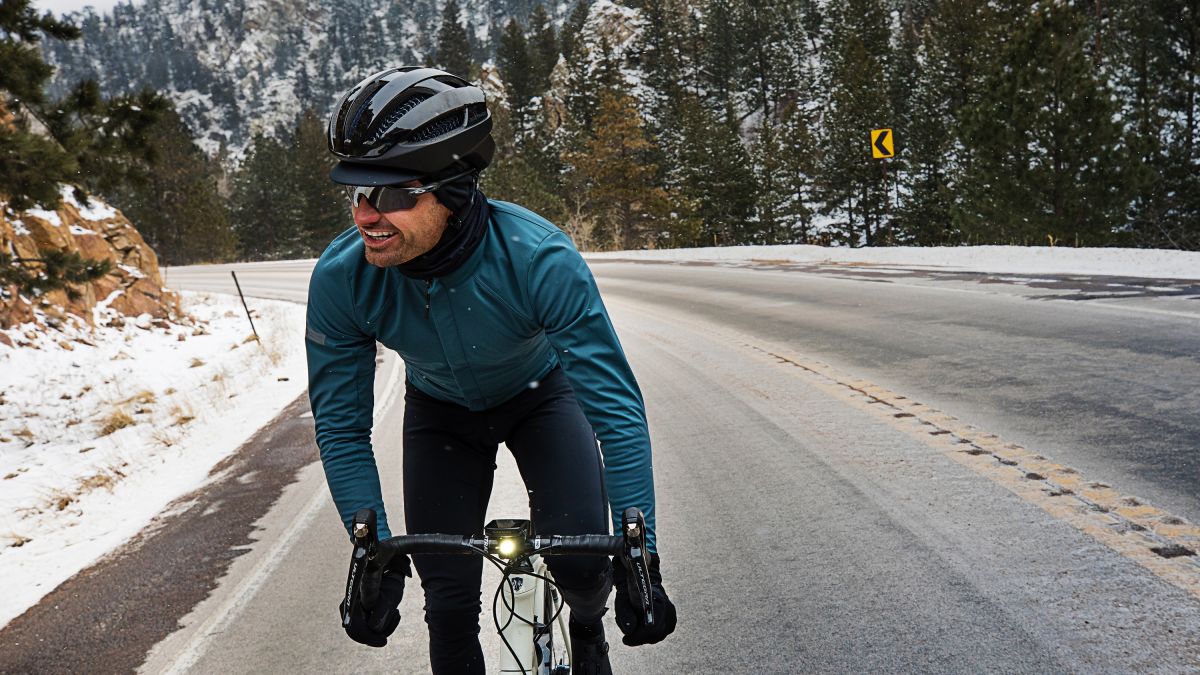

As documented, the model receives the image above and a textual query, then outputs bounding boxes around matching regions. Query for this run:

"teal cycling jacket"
[305,200,657,551]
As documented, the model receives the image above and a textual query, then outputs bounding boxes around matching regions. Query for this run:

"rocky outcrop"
[1,186,180,333]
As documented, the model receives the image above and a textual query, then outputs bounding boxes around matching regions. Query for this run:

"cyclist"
[305,67,677,674]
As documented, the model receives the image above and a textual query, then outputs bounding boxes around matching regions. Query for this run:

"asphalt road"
[120,258,1200,671]
[587,260,1200,529]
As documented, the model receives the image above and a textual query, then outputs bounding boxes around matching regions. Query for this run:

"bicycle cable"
[483,549,574,675]
[485,552,532,675]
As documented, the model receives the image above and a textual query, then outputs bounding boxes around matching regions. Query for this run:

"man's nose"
[353,199,381,226]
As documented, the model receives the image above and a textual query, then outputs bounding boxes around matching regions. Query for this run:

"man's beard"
[363,236,414,267]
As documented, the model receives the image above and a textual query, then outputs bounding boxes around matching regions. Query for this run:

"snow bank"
[586,245,1200,280]
[0,292,307,630]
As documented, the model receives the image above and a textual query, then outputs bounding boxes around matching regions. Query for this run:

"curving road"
[9,257,1199,673]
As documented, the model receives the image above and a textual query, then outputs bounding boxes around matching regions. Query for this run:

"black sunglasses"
[346,170,473,213]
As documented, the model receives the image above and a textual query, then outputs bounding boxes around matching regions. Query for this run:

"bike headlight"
[484,518,531,558]
[498,538,517,557]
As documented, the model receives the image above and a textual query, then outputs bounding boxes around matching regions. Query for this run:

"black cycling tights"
[402,366,612,675]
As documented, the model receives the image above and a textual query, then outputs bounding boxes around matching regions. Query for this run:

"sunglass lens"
[346,185,423,212]
[374,187,418,212]
[346,186,372,208]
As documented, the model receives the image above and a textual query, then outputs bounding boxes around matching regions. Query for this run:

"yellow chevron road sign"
[871,128,894,159]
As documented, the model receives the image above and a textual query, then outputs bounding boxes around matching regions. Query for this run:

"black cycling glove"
[339,554,410,648]
[612,553,678,646]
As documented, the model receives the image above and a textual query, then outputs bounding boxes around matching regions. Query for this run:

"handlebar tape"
[542,534,624,555]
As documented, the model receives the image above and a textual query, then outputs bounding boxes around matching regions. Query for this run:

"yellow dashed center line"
[752,346,1200,602]
[614,300,1200,602]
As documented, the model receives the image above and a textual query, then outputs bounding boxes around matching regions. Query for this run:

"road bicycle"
[343,507,657,674]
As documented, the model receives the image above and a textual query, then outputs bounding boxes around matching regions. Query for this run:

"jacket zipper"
[424,279,431,319]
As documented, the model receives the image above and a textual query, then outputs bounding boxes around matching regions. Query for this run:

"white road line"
[158,355,404,675]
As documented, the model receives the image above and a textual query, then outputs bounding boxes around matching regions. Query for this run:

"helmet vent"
[366,93,431,144]
[410,113,464,143]
[466,103,488,127]
[390,93,431,122]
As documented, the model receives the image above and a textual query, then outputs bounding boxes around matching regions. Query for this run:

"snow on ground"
[0,292,307,630]
[586,245,1200,280]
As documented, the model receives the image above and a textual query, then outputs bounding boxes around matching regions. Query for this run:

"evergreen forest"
[4,0,1199,265]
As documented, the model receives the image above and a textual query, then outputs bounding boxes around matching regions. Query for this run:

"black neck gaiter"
[395,175,490,280]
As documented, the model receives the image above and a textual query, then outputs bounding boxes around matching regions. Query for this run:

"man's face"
[352,181,451,267]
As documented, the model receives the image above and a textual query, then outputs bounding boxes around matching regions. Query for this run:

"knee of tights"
[546,556,612,594]
[425,607,483,640]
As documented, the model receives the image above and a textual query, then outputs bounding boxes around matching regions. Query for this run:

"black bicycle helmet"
[327,66,495,186]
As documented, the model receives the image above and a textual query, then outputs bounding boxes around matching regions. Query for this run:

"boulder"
[1,186,180,330]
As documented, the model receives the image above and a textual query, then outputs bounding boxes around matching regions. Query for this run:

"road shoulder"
[0,392,318,675]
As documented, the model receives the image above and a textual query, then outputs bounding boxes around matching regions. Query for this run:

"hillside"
[41,0,563,157]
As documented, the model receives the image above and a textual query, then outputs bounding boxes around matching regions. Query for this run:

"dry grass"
[189,357,205,368]
[98,408,135,437]
[13,426,34,441]
[39,464,129,515]
[152,427,180,447]
[242,333,259,344]
[170,401,195,426]
[121,390,156,406]
[66,417,81,427]
[262,339,285,367]
[48,489,74,511]
[78,471,119,491]
[4,533,31,549]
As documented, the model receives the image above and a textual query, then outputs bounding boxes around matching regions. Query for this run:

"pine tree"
[435,0,474,79]
[736,0,806,124]
[699,0,741,127]
[288,109,348,255]
[109,106,235,264]
[497,18,535,128]
[0,0,81,209]
[45,81,172,199]
[0,250,111,301]
[230,131,303,260]
[896,0,990,244]
[559,0,591,64]
[0,1,80,106]
[735,0,815,245]
[956,2,1126,246]
[1107,0,1199,249]
[528,4,559,91]
[1,0,172,299]
[817,0,893,246]
[753,105,821,244]
[483,100,568,225]
[627,0,694,230]
[566,90,671,250]
[672,94,757,245]
[632,0,682,115]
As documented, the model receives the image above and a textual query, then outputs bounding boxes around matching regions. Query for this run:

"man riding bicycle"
[305,67,677,674]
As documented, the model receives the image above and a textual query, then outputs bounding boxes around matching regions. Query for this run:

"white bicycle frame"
[494,553,572,674]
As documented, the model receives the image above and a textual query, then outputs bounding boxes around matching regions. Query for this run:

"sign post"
[871,128,895,244]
